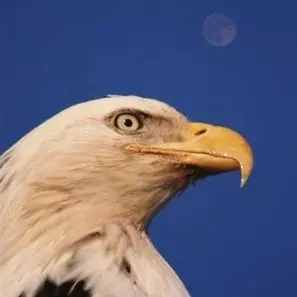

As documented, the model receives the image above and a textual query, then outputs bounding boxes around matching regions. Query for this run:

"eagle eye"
[114,113,141,132]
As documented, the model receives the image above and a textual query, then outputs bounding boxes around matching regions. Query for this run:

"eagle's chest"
[7,225,190,297]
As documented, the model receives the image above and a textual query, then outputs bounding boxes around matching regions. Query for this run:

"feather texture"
[0,96,194,297]
[4,225,190,297]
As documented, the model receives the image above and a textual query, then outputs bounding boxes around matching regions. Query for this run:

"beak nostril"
[195,129,207,136]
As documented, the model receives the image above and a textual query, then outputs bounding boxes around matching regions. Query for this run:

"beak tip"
[240,179,246,188]
[239,161,253,188]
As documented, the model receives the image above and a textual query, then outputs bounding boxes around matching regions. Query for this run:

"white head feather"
[0,95,195,297]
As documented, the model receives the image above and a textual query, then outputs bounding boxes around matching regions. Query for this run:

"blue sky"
[1,1,296,296]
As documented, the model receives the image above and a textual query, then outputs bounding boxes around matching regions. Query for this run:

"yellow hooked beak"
[125,123,253,186]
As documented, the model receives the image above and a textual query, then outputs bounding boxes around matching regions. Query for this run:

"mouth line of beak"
[130,145,238,165]
[126,144,238,165]
[137,147,234,159]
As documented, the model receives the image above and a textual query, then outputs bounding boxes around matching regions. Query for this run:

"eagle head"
[0,95,253,283]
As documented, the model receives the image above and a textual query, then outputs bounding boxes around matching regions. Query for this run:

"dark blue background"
[1,1,296,296]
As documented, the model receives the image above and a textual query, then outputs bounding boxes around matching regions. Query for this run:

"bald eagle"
[0,95,253,297]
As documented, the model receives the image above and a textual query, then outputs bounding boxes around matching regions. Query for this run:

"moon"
[203,13,237,47]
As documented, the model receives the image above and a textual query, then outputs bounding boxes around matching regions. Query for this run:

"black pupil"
[124,118,133,128]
